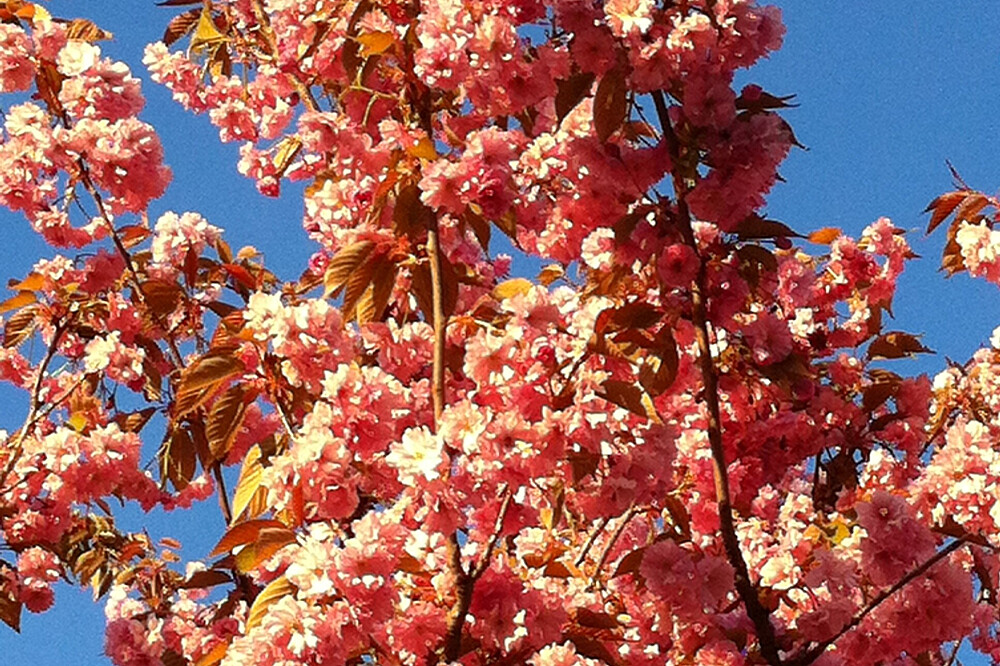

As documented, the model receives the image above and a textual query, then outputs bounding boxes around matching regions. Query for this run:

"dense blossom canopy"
[0,1,999,665]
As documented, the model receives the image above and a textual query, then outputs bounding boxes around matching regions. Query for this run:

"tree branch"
[590,504,638,586]
[0,321,68,487]
[786,537,968,666]
[442,487,513,661]
[652,89,783,665]
[426,217,447,425]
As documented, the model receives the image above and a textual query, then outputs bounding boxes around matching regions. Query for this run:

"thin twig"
[212,463,233,524]
[652,89,782,665]
[574,516,610,567]
[786,538,968,666]
[0,322,67,484]
[590,504,638,586]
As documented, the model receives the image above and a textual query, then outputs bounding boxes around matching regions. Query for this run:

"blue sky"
[2,2,999,664]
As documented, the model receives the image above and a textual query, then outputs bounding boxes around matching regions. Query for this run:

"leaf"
[598,379,660,422]
[555,70,596,122]
[866,331,932,361]
[637,330,678,396]
[271,136,302,178]
[176,355,244,412]
[324,241,375,299]
[65,18,113,42]
[952,192,990,225]
[612,546,646,578]
[736,215,800,240]
[235,525,297,572]
[595,302,661,334]
[189,6,227,54]
[118,224,152,249]
[162,7,201,45]
[180,569,232,590]
[807,227,842,245]
[341,250,377,321]
[3,304,37,348]
[162,426,198,491]
[207,384,250,461]
[195,642,230,666]
[245,576,295,633]
[355,30,395,57]
[924,190,968,234]
[0,585,21,632]
[0,291,36,315]
[538,264,564,287]
[231,445,265,523]
[593,68,627,143]
[393,185,435,239]
[209,519,292,557]
[161,649,187,666]
[140,280,184,317]
[493,278,534,301]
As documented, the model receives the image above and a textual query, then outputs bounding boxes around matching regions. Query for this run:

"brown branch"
[442,487,513,662]
[652,90,782,665]
[590,504,638,586]
[73,155,186,370]
[212,463,233,524]
[574,516,609,567]
[426,218,447,426]
[786,537,968,666]
[0,322,68,487]
[248,0,320,112]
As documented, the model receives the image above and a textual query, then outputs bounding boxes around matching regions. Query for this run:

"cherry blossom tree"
[0,1,998,664]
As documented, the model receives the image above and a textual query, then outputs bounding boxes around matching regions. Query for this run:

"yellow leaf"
[10,273,45,292]
[537,264,564,287]
[355,31,395,57]
[195,641,231,666]
[189,7,227,54]
[807,227,842,245]
[246,576,295,633]
[493,278,534,301]
[406,136,438,161]
[67,413,88,432]
[0,291,36,315]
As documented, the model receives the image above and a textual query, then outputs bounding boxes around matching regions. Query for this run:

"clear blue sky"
[2,2,999,664]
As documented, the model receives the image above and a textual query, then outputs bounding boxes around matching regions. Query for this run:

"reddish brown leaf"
[207,384,251,461]
[612,546,646,578]
[556,70,596,122]
[736,215,799,240]
[0,584,21,632]
[953,192,990,225]
[866,331,932,361]
[140,280,184,317]
[598,379,656,420]
[161,426,198,492]
[3,304,37,348]
[324,240,375,298]
[64,18,113,41]
[209,519,291,557]
[177,354,244,409]
[180,569,232,590]
[593,68,627,143]
[925,190,971,234]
